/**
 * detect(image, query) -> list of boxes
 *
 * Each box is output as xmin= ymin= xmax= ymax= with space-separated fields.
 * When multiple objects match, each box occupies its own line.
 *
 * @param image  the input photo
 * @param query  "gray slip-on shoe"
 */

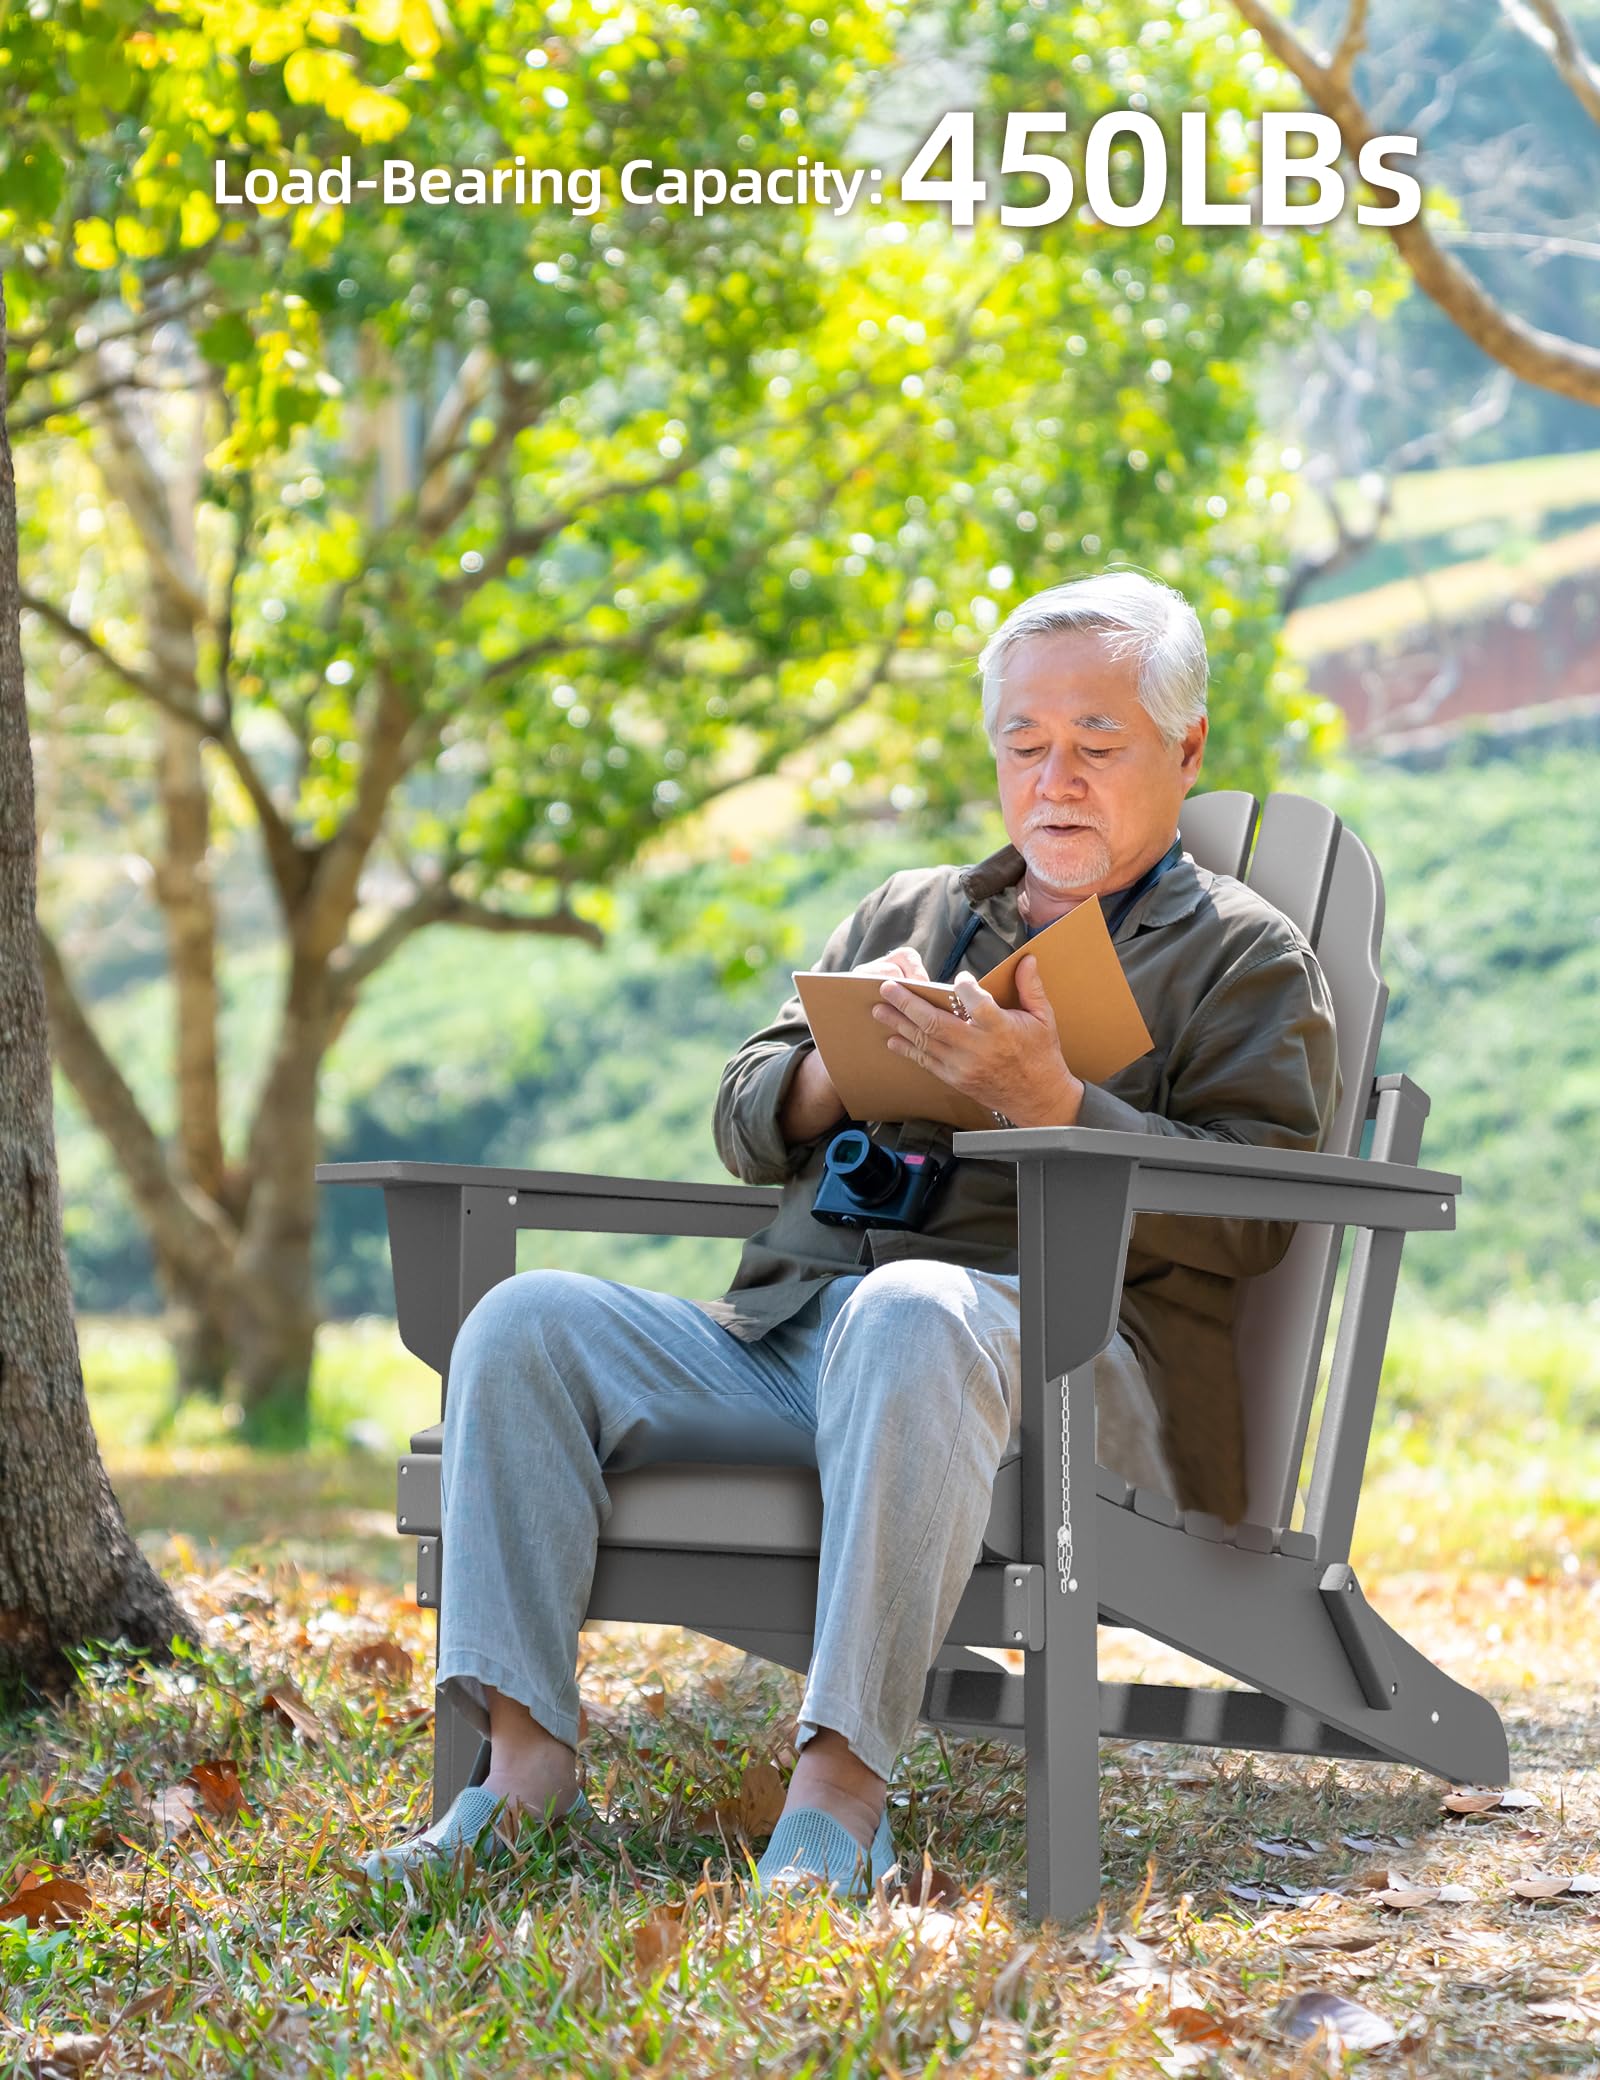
xmin=362 ymin=1784 xmax=597 ymax=1887
xmin=747 ymin=1804 xmax=898 ymax=1904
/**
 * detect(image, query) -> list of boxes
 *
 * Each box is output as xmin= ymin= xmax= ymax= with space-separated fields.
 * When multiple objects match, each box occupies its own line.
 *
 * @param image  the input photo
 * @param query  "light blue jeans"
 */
xmin=435 ymin=1259 xmax=1170 ymax=1783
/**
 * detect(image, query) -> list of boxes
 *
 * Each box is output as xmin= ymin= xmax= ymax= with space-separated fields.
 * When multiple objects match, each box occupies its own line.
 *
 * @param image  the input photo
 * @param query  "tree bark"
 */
xmin=0 ymin=277 xmax=198 ymax=1692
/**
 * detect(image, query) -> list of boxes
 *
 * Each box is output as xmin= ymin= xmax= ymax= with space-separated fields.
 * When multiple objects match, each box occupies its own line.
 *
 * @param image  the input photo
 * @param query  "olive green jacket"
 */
xmin=690 ymin=835 xmax=1342 ymax=1521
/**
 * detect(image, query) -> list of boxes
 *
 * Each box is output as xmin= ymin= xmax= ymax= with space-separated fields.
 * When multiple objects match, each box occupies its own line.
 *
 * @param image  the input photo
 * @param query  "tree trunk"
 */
xmin=0 ymin=277 xmax=198 ymax=1692
xmin=229 ymin=952 xmax=333 ymax=1444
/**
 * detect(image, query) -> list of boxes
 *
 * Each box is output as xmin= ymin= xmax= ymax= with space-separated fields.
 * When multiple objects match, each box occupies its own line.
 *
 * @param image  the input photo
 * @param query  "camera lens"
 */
xmin=828 ymin=1131 xmax=902 ymax=1206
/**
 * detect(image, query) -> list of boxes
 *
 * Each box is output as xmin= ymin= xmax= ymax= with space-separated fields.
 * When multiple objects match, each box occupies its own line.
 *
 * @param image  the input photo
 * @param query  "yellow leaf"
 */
xmin=398 ymin=0 xmax=441 ymax=58
xmin=73 ymin=217 xmax=117 ymax=271
xmin=180 ymin=190 xmax=219 ymax=247
xmin=340 ymin=85 xmax=411 ymax=141
xmin=250 ymin=17 xmax=302 ymax=64
xmin=282 ymin=45 xmax=352 ymax=104
xmin=356 ymin=0 xmax=403 ymax=36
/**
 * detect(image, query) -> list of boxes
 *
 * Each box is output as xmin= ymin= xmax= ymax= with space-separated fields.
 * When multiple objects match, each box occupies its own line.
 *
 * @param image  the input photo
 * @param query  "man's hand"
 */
xmin=871 ymin=954 xmax=1085 ymax=1127
xmin=779 ymin=946 xmax=931 ymax=1145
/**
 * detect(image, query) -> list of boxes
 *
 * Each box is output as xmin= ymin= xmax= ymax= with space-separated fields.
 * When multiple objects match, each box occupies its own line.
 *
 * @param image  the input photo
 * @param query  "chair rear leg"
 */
xmin=432 ymin=1612 xmax=490 ymax=1818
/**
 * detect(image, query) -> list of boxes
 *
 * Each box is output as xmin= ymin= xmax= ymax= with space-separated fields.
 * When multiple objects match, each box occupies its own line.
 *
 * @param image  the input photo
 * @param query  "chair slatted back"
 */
xmin=1175 ymin=790 xmax=1388 ymax=1529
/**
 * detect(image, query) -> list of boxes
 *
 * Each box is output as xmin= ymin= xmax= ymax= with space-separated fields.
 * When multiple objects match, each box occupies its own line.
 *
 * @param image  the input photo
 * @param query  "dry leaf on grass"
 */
xmin=261 ymin=1685 xmax=325 ymax=1745
xmin=0 ymin=1872 xmax=93 ymax=1928
xmin=697 ymin=1760 xmax=787 ymax=1841
xmin=186 ymin=1758 xmax=249 ymax=1820
xmin=346 ymin=1639 xmax=414 ymax=1686
xmin=1510 ymin=1874 xmax=1575 ymax=1899
xmin=1275 ymin=1990 xmax=1398 ymax=2052
xmin=1375 ymin=1886 xmax=1441 ymax=1910
xmin=1443 ymin=1785 xmax=1541 ymax=1816
xmin=1352 ymin=1867 xmax=1417 ymax=1893
xmin=140 ymin=1785 xmax=200 ymax=1837
xmin=893 ymin=1852 xmax=961 ymax=1908
xmin=123 ymin=1985 xmax=175 ymax=2024
xmin=633 ymin=1902 xmax=685 ymax=1972
xmin=1251 ymin=1835 xmax=1323 ymax=1860
xmin=1339 ymin=1830 xmax=1412 ymax=1853
xmin=1164 ymin=2006 xmax=1233 ymax=2047
xmin=25 ymin=2032 xmax=105 ymax=2078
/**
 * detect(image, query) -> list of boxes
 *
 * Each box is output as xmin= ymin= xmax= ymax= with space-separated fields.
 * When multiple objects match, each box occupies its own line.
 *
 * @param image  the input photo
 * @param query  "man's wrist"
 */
xmin=1005 ymin=1067 xmax=1084 ymax=1130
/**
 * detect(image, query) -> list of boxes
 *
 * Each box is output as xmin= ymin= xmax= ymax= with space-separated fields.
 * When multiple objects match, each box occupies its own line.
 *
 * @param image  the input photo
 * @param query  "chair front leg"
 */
xmin=1023 ymin=1360 xmax=1103 ymax=1925
xmin=1014 ymin=1151 xmax=1137 ymax=1926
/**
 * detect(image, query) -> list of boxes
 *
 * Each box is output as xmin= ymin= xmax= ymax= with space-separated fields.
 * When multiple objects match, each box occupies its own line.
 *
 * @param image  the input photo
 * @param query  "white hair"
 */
xmin=976 ymin=569 xmax=1208 ymax=749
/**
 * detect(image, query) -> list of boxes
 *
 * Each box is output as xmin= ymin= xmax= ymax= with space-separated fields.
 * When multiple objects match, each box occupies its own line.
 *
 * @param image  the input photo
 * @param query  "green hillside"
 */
xmin=54 ymin=737 xmax=1600 ymax=1323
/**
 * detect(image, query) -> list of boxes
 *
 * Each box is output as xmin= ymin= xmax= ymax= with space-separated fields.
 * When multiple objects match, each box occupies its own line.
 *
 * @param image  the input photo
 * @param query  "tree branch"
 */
xmin=298 ymin=663 xmax=418 ymax=958
xmin=16 ymin=587 xmax=197 ymax=717
xmin=35 ymin=924 xmax=236 ymax=1291
xmin=1501 ymin=0 xmax=1600 ymax=128
xmin=1232 ymin=0 xmax=1600 ymax=405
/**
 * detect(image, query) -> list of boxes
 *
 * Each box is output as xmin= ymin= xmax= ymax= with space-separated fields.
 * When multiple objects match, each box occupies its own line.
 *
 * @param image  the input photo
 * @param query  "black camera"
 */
xmin=811 ymin=1128 xmax=952 ymax=1231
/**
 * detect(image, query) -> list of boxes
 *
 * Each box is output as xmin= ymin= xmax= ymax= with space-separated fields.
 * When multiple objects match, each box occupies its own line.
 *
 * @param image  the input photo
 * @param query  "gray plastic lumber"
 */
xmin=315 ymin=1159 xmax=785 ymax=1208
xmin=314 ymin=1163 xmax=780 ymax=1383
xmin=1176 ymin=788 xmax=1259 ymax=881
xmin=1301 ymin=1076 xmax=1431 ymax=1563
xmin=1015 ymin=1159 xmax=1117 ymax=1923
xmin=1094 ymin=1503 xmax=1508 ymax=1784
xmin=1234 ymin=812 xmax=1392 ymax=1525
xmin=951 ymin=1129 xmax=1457 ymax=1242
xmin=921 ymin=1667 xmax=1387 ymax=1761
xmin=1245 ymin=793 xmax=1343 ymax=948
xmin=1319 ymin=1564 xmax=1401 ymax=1710
xmin=584 ymin=1547 xmax=1042 ymax=1657
xmin=435 ymin=1682 xmax=488 ymax=1813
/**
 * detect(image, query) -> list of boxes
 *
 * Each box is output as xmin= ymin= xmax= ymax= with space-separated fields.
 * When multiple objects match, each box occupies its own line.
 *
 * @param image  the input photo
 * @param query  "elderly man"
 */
xmin=364 ymin=568 xmax=1341 ymax=1899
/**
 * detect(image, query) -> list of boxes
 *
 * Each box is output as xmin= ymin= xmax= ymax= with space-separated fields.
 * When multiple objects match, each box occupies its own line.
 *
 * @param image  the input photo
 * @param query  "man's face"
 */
xmin=992 ymin=625 xmax=1207 ymax=900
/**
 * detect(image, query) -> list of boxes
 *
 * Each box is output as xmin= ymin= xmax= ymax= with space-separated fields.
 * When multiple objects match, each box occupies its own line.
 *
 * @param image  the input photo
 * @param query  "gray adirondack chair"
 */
xmin=317 ymin=789 xmax=1509 ymax=1924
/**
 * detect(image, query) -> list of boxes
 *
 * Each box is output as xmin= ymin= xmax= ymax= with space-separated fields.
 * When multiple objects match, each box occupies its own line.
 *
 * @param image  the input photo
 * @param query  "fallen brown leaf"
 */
xmin=0 ymin=1872 xmax=93 ymax=1928
xmin=346 ymin=1639 xmax=414 ymax=1686
xmin=1352 ymin=1867 xmax=1416 ymax=1893
xmin=375 ymin=1701 xmax=432 ymax=1729
xmin=1375 ymin=1886 xmax=1440 ymax=1910
xmin=123 ymin=1984 xmax=175 ymax=2023
xmin=1510 ymin=1874 xmax=1572 ymax=1899
xmin=1251 ymin=1835 xmax=1322 ymax=1860
xmin=633 ymin=1902 xmax=685 ymax=1972
xmin=261 ymin=1685 xmax=325 ymax=1745
xmin=893 ymin=1852 xmax=960 ymax=1908
xmin=1442 ymin=1790 xmax=1502 ymax=1815
xmin=707 ymin=1760 xmax=787 ymax=1841
xmin=1165 ymin=2005 xmax=1232 ymax=2046
xmin=25 ymin=2032 xmax=104 ymax=2078
xmin=186 ymin=1758 xmax=249 ymax=1820
xmin=1275 ymin=1989 xmax=1398 ymax=2052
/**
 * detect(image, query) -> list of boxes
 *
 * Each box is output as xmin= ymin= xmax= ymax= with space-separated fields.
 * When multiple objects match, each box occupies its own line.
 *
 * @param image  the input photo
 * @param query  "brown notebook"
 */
xmin=791 ymin=895 xmax=1154 ymax=1131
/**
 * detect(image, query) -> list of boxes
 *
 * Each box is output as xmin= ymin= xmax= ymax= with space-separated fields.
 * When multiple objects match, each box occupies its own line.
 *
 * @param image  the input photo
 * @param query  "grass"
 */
xmin=2 ymin=1305 xmax=1597 ymax=2073
xmin=1288 ymin=449 xmax=1600 ymax=554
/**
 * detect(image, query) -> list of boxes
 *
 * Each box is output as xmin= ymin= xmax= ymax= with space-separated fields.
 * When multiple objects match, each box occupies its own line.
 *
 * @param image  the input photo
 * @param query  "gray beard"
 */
xmin=1023 ymin=828 xmax=1113 ymax=892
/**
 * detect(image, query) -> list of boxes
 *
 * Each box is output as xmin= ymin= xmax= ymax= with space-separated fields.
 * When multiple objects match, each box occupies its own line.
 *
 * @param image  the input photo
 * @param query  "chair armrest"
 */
xmin=315 ymin=1159 xmax=782 ymax=1216
xmin=949 ymin=1125 xmax=1458 ymax=1233
xmin=314 ymin=1161 xmax=780 ymax=1381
